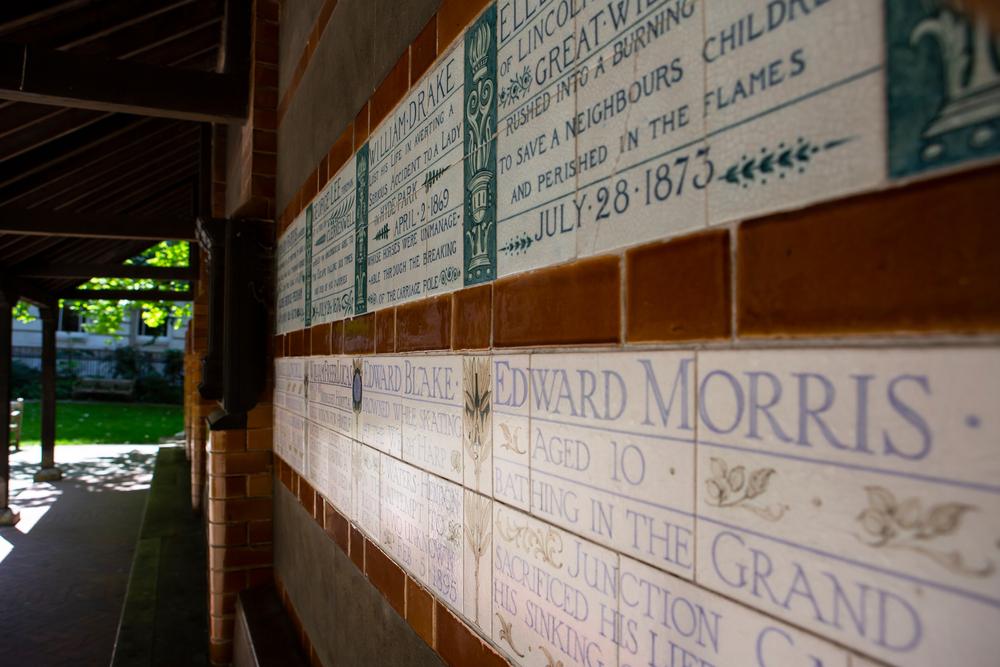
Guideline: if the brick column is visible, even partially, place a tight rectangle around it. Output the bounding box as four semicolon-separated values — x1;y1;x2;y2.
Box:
206;1;278;663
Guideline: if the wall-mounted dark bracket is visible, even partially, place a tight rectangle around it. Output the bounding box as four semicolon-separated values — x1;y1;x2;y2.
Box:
197;217;273;431
196;217;226;402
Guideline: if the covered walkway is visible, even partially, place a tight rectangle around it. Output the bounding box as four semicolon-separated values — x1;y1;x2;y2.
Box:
0;445;206;667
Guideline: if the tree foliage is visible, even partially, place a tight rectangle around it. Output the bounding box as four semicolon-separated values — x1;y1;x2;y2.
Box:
14;241;192;337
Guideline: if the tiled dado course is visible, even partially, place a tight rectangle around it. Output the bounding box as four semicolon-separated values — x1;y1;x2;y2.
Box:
274;165;1000;359
274;0;1000;335
271;349;1000;666
273;462;508;667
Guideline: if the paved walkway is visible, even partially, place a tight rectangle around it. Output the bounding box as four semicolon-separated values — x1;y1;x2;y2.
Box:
0;445;159;667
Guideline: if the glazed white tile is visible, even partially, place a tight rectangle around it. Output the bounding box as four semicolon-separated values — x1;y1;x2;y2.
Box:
275;213;307;334
275;407;306;476
618;555;850;667
359;356;404;458
462;489;493;635
495;0;579;278
326;428;354;518
492;354;531;511
400;356;464;483
352;441;381;539
427;474;464;611
380;456;429;583
703;0;887;224
527;352;697;577
695;519;1000;667
366;43;465;310
416;47;466;300
306;421;330;501
850;653;889;667
463;356;493;495
695;348;1000;665
307;356;357;439
310;158;357;324
492;503;620;667
575;0;708;258
274;357;307;417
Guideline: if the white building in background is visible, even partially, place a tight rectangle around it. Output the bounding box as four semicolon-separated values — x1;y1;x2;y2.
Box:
13;304;189;357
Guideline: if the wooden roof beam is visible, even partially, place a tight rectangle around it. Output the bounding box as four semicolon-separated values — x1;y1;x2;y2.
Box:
0;42;247;123
0;207;195;240
18;263;195;280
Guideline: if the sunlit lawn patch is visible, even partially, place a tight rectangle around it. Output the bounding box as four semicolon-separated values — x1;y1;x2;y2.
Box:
17;400;183;445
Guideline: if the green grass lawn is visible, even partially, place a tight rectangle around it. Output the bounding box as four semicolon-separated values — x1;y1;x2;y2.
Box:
17;400;183;445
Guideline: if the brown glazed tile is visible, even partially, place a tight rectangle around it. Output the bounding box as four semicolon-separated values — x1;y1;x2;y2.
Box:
272;334;284;358
494;256;621;347
310;323;332;356
354;102;370;147
344;313;375;354
396;295;451;351
738;166;1000;337
405;578;434;647
435;602;508;667
327;124;353;177
349;525;365;571
323;501;349;552
371;50;410;130
330;320;344;355
627;229;731;342
364;542;405;616
375;308;396;353
209;641;233;665
209;451;271;475
287;329;306;357
451;284;491;349
410;16;438;85
438;0;491;49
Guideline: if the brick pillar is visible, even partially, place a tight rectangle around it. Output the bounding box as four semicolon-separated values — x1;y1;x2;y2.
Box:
207;1;278;663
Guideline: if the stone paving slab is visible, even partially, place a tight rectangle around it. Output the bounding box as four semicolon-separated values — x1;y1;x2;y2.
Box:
0;445;158;667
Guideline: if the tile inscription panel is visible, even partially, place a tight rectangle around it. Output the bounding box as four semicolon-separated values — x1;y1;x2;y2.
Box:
277;1;999;335
278;347;1000;667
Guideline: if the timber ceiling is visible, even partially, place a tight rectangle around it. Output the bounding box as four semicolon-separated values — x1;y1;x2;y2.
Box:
0;0;238;303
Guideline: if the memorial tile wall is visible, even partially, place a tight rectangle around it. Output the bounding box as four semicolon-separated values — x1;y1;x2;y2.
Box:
272;1;1000;666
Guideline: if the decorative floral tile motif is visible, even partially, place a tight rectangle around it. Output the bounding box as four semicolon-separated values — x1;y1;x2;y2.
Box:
310;157;358;324
463;489;493;635
463;355;494;495
695;348;1000;665
526;352;697;577
886;0;1000;180
703;0;887;224
492;502;620;667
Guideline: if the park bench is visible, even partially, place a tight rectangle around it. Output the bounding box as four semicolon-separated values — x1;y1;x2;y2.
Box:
9;398;23;452
72;378;136;400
